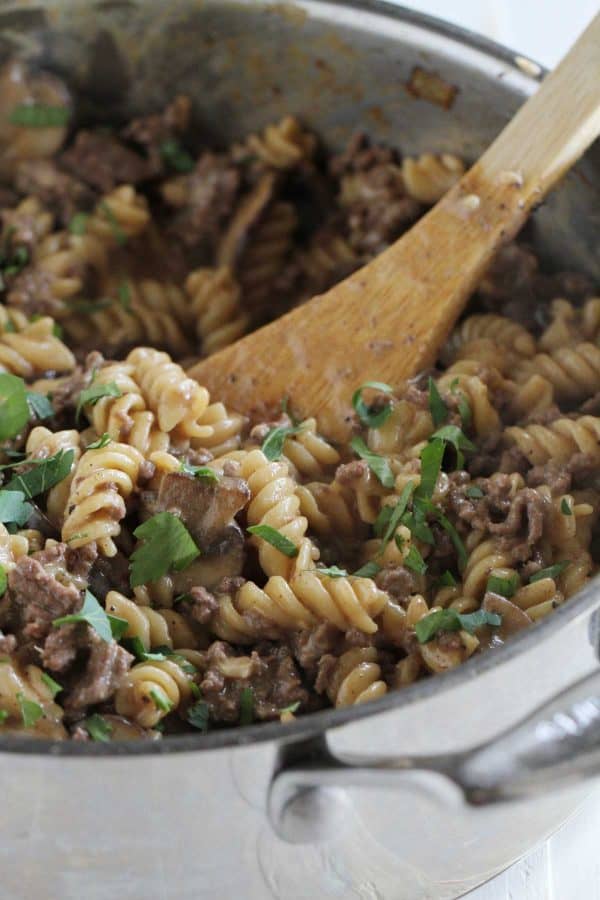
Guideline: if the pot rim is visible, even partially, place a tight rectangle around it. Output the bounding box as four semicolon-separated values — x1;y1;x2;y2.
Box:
4;0;592;758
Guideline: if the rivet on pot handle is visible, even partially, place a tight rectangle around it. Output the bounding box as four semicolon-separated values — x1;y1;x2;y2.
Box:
268;669;600;843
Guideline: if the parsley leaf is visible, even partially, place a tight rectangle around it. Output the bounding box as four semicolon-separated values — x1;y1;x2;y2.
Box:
349;436;394;488
315;565;348;578
10;104;70;127
247;524;298;558
486;572;519;598
416;438;445;500
0;490;32;526
149;686;173;712
68;212;89;235
108;615;130;641
352;381;394;428
130;512;200;587
0;710;8;724
53;589;114;643
17;693;44;728
280;701;301;715
99;201;127;246
404;544;428;574
0;373;29;441
415;608;502;643
239;687;254;725
26;391;53;421
428;377;448;427
117;280;132;311
436;512;468;571
123;638;197;675
560;498;572;516
179;460;219;482
430;425;476;470
86;432;112;450
352;561;381;578
6;448;74;499
0;565;6;598
187;700;210;732
40;672;62;698
529;561;570;583
261;423;304;461
160;139;195;173
84;713;113;742
76;380;122;421
466;486;484;499
377;481;415;552
437;570;457;588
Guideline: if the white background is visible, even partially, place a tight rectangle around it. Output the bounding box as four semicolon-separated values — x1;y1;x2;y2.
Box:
389;2;600;898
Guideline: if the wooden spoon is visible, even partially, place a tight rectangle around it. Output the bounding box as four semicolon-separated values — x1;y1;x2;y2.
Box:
189;14;600;443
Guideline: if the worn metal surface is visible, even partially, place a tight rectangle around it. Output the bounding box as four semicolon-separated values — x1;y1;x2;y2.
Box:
0;3;598;898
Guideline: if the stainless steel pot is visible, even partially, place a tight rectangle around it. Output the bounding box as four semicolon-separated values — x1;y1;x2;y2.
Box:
1;2;600;898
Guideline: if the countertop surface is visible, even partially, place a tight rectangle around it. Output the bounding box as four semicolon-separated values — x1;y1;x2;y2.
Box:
397;4;600;898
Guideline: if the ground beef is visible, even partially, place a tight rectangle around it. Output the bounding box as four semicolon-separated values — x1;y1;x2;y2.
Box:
478;243;539;307
181;586;219;625
60;130;154;192
64;632;133;712
288;623;342;674
42;622;87;672
314;654;338;694
449;473;544;551
374;566;416;602
335;459;369;484
198;640;308;723
15;159;96;225
6;268;63;318
340;163;421;255
0;633;16;654
0;554;81;642
161;151;240;254
88;551;132;601
121;95;191;174
47;351;102;416
526;460;572;494
329;132;397;177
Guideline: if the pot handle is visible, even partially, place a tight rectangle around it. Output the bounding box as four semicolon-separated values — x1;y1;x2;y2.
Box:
269;668;600;842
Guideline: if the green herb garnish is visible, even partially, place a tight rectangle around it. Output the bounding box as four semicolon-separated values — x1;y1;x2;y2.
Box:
529;561;570;583
0;564;6;598
17;693;44;727
86;432;112;450
160;139;195;173
352;561;382;578
26;391;53;421
99;201;127;246
466;486;484;499
437;570;457;588
0;490;32;527
403;544;428;574
376;481;415;552
560;498;572;516
280;701;301;715
68;212;89;235
0;710;8;724
428;377;447;427
150;686;173;713
76;380;122;421
179;460;220;482
10;104;70;128
314;565;348;578
40;672;62;698
187;699;210;732
261;423;305;461
352;380;394;428
84;713;113;742
53;589;114;643
239;687;254;726
416;437;445;500
6;448;74;499
0;373;29;441
130;512;200;587
430;425;476;469
349;436;394;488
436;512;468;571
486;572;519;598
247;524;298;558
415;608;502;643
117;280;132;311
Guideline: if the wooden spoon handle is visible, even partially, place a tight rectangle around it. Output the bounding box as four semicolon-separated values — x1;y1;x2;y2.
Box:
189;14;600;443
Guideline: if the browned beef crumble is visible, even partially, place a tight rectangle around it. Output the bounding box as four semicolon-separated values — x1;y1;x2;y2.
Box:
60;130;155;193
15;159;96;225
0;553;81;642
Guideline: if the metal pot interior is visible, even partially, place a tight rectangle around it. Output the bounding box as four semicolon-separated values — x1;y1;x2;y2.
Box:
0;0;599;755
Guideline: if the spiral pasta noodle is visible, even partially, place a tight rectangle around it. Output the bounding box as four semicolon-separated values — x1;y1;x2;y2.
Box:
0;316;74;377
319;647;387;707
115;658;194;728
105;591;199;650
185;266;249;354
401;152;465;204
245;115;316;169
504;416;600;465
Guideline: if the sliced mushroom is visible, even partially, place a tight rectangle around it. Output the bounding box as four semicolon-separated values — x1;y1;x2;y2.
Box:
172;523;246;592
154;472;250;548
481;593;533;648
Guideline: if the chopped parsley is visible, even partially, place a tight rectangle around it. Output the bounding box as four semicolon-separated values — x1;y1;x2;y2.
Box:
68;212;89;235
76;380;122;421
560;498;572;516
86;432;112;450
352;380;394;428
529;561;570;583
160;139;195;173
428;377;448;427
6;448;74;499
239;687;254;725
280;701;301;715
314;565;348;578
466;486;484;499
352;561;381;578
26;391;53;421
130;512;200;587
10;104;70;127
0;490;32;527
416;438;444;500
149;686;173;713
349;436;394;488
117;280;132;311
123;637;197;675
53;589;114;643
84;713;113;742
261;422;305;461
99;201;127;246
486;572;519;598
415;608;502;643
187;700;210;732
0;565;6;598
247;524;298;558
17;693;44;728
374;481;415;554
107;615;129;642
436;512;468;571
0;373;29;441
179;460;220;482
437;570;457;588
0;710;8;724
430;425;476;470
403;544;428;575
40;672;62;698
